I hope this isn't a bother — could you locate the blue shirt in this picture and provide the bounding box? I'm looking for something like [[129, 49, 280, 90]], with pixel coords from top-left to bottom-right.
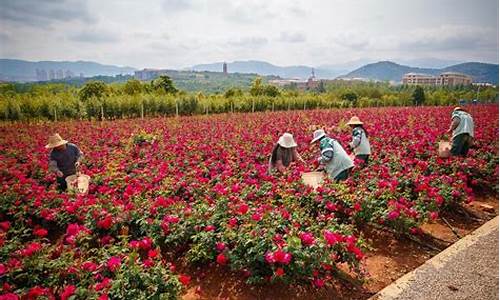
[[49, 143, 82, 176]]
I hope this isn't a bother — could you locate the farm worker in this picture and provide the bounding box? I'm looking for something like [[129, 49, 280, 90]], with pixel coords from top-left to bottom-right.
[[311, 129, 354, 181], [46, 133, 83, 191], [269, 133, 305, 173], [447, 107, 474, 157], [346, 116, 371, 166]]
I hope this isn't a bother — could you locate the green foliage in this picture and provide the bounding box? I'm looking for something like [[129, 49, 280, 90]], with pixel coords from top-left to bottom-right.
[[412, 86, 426, 106], [250, 77, 281, 97], [263, 85, 280, 97], [341, 91, 358, 103], [123, 79, 143, 95], [0, 80, 498, 121], [78, 81, 108, 101], [152, 75, 178, 94], [250, 77, 264, 96], [224, 87, 243, 98], [131, 131, 157, 145]]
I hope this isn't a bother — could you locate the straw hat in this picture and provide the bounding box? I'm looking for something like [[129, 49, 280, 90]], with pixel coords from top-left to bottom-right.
[[278, 133, 297, 148], [45, 133, 68, 149], [453, 106, 466, 112], [346, 116, 363, 126], [311, 129, 326, 144]]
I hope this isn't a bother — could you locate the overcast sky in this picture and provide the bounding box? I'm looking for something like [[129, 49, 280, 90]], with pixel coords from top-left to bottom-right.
[[0, 0, 498, 69]]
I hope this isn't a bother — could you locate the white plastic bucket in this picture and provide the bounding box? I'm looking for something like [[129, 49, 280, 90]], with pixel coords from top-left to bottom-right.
[[66, 173, 90, 195], [438, 141, 451, 158], [301, 172, 325, 189]]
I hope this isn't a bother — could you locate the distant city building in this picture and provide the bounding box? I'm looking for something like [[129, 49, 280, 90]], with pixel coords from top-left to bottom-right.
[[64, 70, 74, 79], [304, 68, 320, 89], [436, 72, 473, 86], [36, 69, 74, 81], [49, 70, 56, 80], [270, 76, 375, 90], [269, 69, 321, 90], [56, 69, 64, 79], [402, 73, 436, 85], [472, 82, 496, 88], [335, 77, 372, 83], [35, 69, 48, 81], [402, 72, 472, 86], [134, 68, 170, 81], [269, 78, 305, 87], [223, 62, 228, 75], [79, 73, 84, 78]]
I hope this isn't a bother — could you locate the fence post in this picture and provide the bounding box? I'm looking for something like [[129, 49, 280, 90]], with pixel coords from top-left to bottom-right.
[[101, 105, 104, 120], [54, 108, 57, 122], [175, 101, 179, 117], [140, 103, 144, 119], [252, 99, 255, 113], [303, 101, 306, 110], [272, 102, 274, 112]]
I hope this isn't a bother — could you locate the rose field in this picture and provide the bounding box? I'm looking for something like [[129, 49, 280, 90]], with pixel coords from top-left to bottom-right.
[[0, 105, 498, 299]]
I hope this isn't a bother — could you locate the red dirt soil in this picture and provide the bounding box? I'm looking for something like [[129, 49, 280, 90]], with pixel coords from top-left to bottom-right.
[[179, 197, 499, 300]]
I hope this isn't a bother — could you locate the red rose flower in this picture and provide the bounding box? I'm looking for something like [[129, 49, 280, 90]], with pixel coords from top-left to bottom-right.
[[34, 228, 48, 238], [107, 256, 121, 272], [275, 267, 285, 277], [216, 253, 228, 265], [179, 274, 191, 286]]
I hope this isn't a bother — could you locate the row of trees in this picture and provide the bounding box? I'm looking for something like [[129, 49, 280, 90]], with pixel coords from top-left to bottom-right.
[[0, 76, 497, 121]]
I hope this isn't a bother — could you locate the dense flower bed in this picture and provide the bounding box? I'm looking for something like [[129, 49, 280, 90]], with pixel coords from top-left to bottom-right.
[[0, 105, 497, 298]]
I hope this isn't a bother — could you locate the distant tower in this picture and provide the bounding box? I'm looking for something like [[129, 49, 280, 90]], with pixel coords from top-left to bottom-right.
[[223, 62, 228, 75], [311, 68, 315, 79]]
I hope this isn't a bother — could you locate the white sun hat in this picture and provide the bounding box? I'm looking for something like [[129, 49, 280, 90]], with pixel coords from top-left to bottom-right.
[[45, 133, 68, 149], [311, 129, 326, 144], [278, 132, 298, 148]]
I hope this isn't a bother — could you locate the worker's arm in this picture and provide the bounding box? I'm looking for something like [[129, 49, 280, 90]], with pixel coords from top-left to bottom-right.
[[48, 159, 63, 177], [75, 146, 84, 167], [293, 149, 306, 164], [275, 159, 286, 172], [446, 117, 460, 134], [318, 147, 334, 164], [350, 129, 362, 149]]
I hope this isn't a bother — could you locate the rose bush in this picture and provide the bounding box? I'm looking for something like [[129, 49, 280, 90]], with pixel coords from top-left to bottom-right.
[[0, 105, 497, 298]]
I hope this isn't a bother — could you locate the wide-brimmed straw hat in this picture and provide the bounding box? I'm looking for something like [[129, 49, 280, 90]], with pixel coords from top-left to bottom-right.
[[45, 133, 68, 149], [278, 133, 298, 148], [311, 129, 326, 144], [346, 116, 363, 126]]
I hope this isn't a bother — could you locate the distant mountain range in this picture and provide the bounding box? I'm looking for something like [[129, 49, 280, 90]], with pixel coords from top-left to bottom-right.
[[0, 59, 135, 82], [341, 61, 499, 84], [191, 60, 346, 79], [1, 58, 498, 85], [192, 60, 498, 84]]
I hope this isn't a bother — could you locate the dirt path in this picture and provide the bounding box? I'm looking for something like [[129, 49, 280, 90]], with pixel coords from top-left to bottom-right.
[[372, 216, 498, 300], [180, 196, 499, 300]]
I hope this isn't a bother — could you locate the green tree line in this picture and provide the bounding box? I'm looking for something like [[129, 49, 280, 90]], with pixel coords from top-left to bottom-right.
[[0, 76, 497, 121]]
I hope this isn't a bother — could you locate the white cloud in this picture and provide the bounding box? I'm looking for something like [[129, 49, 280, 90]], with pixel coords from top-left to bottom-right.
[[69, 30, 121, 43], [0, 0, 498, 68], [278, 32, 306, 43]]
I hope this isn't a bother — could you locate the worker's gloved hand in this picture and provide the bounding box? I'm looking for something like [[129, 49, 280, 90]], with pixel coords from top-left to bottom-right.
[[56, 170, 64, 177], [75, 161, 80, 168]]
